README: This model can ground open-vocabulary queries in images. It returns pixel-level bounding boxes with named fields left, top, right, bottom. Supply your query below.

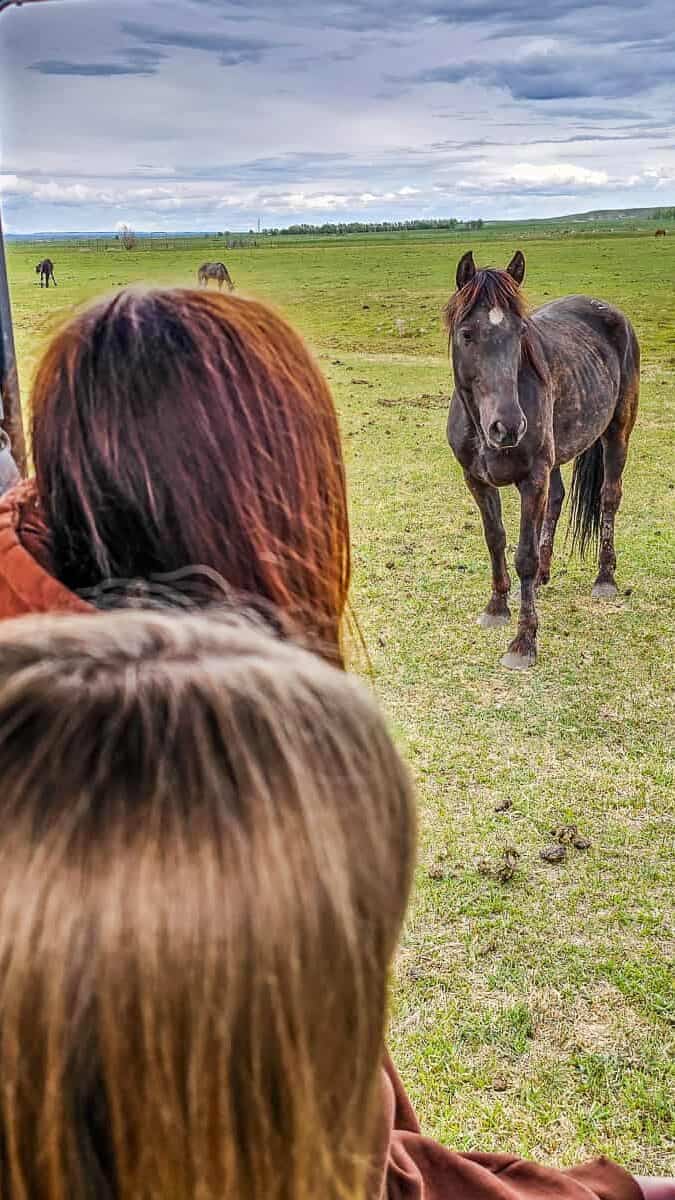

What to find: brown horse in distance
left=445, top=251, right=639, bottom=668
left=36, top=259, right=57, bottom=287
left=197, top=262, right=234, bottom=291
left=655, top=228, right=667, bottom=238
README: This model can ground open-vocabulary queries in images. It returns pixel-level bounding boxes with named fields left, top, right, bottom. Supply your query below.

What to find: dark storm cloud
left=401, top=46, right=664, bottom=101
left=539, top=106, right=654, bottom=122
left=181, top=152, right=358, bottom=182
left=186, top=0, right=637, bottom=34
left=31, top=47, right=164, bottom=77
left=120, top=20, right=275, bottom=67
left=31, top=60, right=148, bottom=76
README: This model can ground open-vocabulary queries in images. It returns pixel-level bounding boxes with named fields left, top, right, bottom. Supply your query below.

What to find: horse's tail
left=568, top=439, right=604, bottom=557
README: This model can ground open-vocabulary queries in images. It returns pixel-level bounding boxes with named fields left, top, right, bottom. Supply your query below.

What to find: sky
left=0, top=0, right=674, bottom=233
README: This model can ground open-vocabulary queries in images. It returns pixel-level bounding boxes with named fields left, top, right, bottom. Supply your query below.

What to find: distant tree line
left=650, top=208, right=675, bottom=220
left=261, top=218, right=484, bottom=236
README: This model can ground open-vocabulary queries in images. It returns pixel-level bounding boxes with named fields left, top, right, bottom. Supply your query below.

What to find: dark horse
left=446, top=250, right=639, bottom=669
left=197, top=261, right=234, bottom=291
left=36, top=259, right=57, bottom=288
left=655, top=228, right=667, bottom=238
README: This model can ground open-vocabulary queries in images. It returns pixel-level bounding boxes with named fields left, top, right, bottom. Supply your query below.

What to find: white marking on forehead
left=488, top=306, right=504, bottom=326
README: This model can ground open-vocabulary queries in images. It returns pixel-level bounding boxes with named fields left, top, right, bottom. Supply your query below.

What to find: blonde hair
left=0, top=610, right=416, bottom=1200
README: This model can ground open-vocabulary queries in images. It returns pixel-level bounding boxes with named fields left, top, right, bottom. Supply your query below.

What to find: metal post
left=0, top=203, right=26, bottom=474
left=0, top=0, right=55, bottom=480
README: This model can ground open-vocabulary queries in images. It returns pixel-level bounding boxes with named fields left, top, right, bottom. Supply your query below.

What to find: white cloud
left=506, top=162, right=609, bottom=186
left=455, top=160, right=613, bottom=196
left=32, top=181, right=114, bottom=204
left=258, top=187, right=427, bottom=212
left=0, top=173, right=32, bottom=196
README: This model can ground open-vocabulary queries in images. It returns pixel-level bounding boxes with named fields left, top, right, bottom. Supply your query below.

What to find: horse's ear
left=456, top=250, right=476, bottom=291
left=506, top=250, right=526, bottom=286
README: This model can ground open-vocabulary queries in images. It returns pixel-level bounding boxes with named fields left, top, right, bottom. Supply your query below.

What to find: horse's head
left=446, top=251, right=529, bottom=450
left=35, top=263, right=42, bottom=274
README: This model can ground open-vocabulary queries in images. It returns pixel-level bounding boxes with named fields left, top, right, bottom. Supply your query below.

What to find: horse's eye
left=460, top=327, right=473, bottom=343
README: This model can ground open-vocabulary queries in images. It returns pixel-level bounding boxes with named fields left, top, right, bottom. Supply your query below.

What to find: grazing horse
left=197, top=261, right=234, bottom=291
left=36, top=259, right=57, bottom=288
left=445, top=250, right=639, bottom=669
left=655, top=228, right=667, bottom=238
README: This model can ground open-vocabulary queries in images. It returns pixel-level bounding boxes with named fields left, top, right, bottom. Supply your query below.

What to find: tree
left=117, top=224, right=137, bottom=250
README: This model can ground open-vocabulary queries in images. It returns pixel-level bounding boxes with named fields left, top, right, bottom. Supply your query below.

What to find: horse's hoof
left=478, top=610, right=511, bottom=628
left=501, top=649, right=536, bottom=670
left=592, top=581, right=619, bottom=600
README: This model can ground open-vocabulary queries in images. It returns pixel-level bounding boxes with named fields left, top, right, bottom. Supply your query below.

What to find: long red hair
left=30, top=289, right=350, bottom=662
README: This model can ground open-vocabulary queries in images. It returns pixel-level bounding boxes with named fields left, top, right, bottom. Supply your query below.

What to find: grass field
left=7, top=229, right=675, bottom=1173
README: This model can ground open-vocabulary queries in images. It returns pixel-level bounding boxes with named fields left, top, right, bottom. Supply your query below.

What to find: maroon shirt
left=379, top=1057, right=641, bottom=1200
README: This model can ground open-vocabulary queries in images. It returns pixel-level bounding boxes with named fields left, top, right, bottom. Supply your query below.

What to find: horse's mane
left=443, top=269, right=525, bottom=331
left=443, top=268, right=549, bottom=383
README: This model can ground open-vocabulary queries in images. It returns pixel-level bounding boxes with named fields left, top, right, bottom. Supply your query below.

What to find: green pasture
left=6, top=229, right=674, bottom=1172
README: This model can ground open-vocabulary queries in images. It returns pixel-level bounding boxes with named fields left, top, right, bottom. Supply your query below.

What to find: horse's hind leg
left=538, top=467, right=564, bottom=586
left=464, top=474, right=511, bottom=627
left=592, top=429, right=629, bottom=599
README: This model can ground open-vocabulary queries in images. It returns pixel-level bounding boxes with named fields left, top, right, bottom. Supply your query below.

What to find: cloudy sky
left=0, top=0, right=674, bottom=233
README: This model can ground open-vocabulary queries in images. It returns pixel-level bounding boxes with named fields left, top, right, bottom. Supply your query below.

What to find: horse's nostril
left=488, top=418, right=525, bottom=448
left=489, top=421, right=508, bottom=444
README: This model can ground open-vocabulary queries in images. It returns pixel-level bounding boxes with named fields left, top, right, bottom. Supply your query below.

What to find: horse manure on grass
left=551, top=823, right=579, bottom=844
left=550, top=823, right=592, bottom=851
left=540, top=844, right=568, bottom=864
left=478, top=846, right=520, bottom=883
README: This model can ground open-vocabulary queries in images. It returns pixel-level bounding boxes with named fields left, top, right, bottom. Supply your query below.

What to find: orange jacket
left=0, top=481, right=91, bottom=619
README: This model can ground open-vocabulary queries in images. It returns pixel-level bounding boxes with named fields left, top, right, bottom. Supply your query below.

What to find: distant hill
left=531, top=206, right=675, bottom=224
left=4, top=205, right=674, bottom=240
left=4, top=230, right=212, bottom=242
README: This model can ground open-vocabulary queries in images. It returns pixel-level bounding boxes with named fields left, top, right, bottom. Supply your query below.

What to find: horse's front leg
left=502, top=471, right=549, bottom=669
left=464, top=474, right=511, bottom=627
